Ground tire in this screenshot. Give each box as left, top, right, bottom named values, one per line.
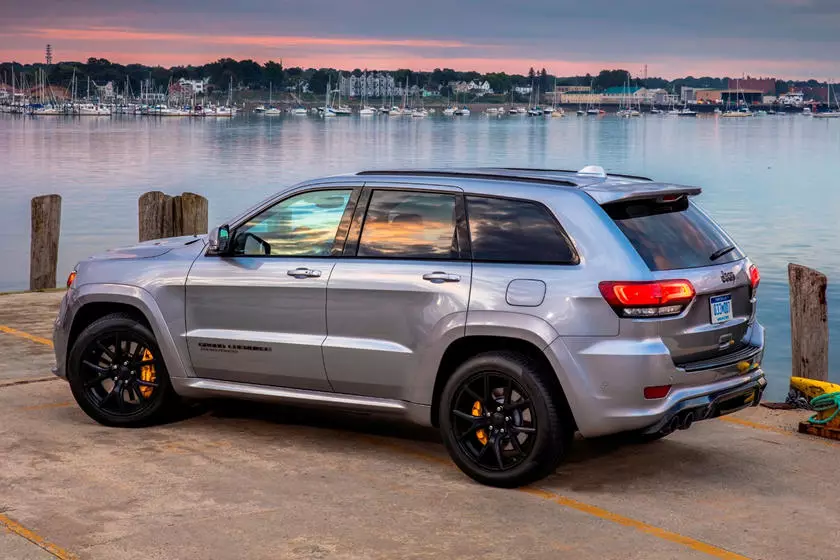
left=67, top=313, right=179, bottom=427
left=438, top=351, right=574, bottom=488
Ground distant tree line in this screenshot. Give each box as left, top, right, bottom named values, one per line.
left=0, top=58, right=830, bottom=97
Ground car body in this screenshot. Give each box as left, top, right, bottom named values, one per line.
left=53, top=166, right=766, bottom=487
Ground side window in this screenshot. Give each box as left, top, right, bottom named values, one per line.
left=466, top=196, right=578, bottom=264
left=357, top=190, right=459, bottom=259
left=233, top=189, right=352, bottom=256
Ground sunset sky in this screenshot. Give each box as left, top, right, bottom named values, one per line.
left=3, top=0, right=840, bottom=79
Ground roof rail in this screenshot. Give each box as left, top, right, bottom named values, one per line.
left=356, top=170, right=577, bottom=187
left=500, top=167, right=653, bottom=182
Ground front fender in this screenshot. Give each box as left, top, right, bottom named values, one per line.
left=60, top=283, right=193, bottom=381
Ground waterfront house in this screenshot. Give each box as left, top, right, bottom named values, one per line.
left=177, top=78, right=211, bottom=95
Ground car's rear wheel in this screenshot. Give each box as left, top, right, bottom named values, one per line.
left=439, top=351, right=573, bottom=488
left=67, top=313, right=179, bottom=427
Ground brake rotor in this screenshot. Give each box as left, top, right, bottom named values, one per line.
left=139, top=348, right=156, bottom=398
left=472, top=400, right=488, bottom=445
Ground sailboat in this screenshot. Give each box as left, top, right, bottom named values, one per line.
left=585, top=80, right=600, bottom=114
left=526, top=83, right=541, bottom=116
left=321, top=78, right=336, bottom=117
left=721, top=79, right=751, bottom=117
left=264, top=83, right=281, bottom=115
left=359, top=75, right=376, bottom=115
left=550, top=80, right=565, bottom=118
left=813, top=81, right=840, bottom=118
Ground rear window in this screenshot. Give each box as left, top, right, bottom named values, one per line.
left=466, top=196, right=578, bottom=264
left=603, top=197, right=744, bottom=271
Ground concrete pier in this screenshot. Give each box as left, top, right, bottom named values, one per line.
left=1, top=291, right=837, bottom=560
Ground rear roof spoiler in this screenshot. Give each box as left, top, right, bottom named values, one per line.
left=583, top=182, right=702, bottom=205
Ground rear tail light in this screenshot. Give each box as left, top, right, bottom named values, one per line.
left=599, top=280, right=695, bottom=318
left=749, top=265, right=760, bottom=296
left=644, top=385, right=672, bottom=399
left=66, top=271, right=77, bottom=288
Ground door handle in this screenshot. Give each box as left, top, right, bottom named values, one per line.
left=422, top=271, right=460, bottom=283
left=287, top=267, right=321, bottom=278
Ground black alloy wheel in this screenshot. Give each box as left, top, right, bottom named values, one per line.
left=68, top=313, right=178, bottom=427
left=439, top=351, right=573, bottom=488
left=79, top=331, right=159, bottom=416
left=450, top=371, right=537, bottom=472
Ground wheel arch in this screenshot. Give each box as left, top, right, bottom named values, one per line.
left=430, top=334, right=577, bottom=431
left=68, top=302, right=151, bottom=354
left=66, top=285, right=192, bottom=380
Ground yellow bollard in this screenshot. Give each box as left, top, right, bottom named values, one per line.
left=790, top=377, right=840, bottom=440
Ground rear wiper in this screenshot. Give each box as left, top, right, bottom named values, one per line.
left=710, top=245, right=736, bottom=261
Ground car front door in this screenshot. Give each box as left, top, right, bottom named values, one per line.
left=185, top=186, right=360, bottom=391
left=324, top=185, right=472, bottom=400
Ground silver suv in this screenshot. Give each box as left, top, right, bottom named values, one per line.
left=53, top=166, right=766, bottom=487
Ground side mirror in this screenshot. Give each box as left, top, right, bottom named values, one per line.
left=207, top=224, right=231, bottom=255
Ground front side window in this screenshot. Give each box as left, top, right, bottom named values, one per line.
left=466, top=196, right=578, bottom=264
left=357, top=190, right=459, bottom=259
left=233, top=189, right=352, bottom=256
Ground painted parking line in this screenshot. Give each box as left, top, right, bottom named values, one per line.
left=364, top=436, right=750, bottom=559
left=19, top=401, right=74, bottom=411
left=0, top=325, right=54, bottom=347
left=0, top=513, right=78, bottom=560
left=521, top=487, right=749, bottom=560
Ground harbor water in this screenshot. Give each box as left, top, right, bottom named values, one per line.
left=1, top=113, right=838, bottom=399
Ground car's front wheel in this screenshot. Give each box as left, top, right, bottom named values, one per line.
left=67, top=313, right=179, bottom=427
left=439, top=351, right=573, bottom=488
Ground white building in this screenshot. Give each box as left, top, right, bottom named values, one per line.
left=95, top=81, right=115, bottom=101
left=450, top=80, right=493, bottom=96
left=778, top=91, right=804, bottom=106
left=177, top=77, right=210, bottom=94
left=513, top=86, right=532, bottom=95
left=339, top=72, right=397, bottom=98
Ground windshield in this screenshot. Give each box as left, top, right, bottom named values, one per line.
left=604, top=198, right=744, bottom=271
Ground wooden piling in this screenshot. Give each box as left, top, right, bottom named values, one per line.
left=29, top=194, right=62, bottom=291
left=138, top=191, right=173, bottom=242
left=172, top=192, right=209, bottom=237
left=138, top=191, right=208, bottom=241
left=788, top=263, right=829, bottom=381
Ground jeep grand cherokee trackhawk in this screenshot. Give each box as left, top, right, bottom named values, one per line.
left=54, top=166, right=766, bottom=487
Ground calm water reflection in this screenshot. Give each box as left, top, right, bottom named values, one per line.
left=2, top=113, right=838, bottom=398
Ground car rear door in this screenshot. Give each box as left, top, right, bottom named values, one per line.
left=185, top=185, right=360, bottom=391
left=603, top=195, right=758, bottom=367
left=323, top=184, right=472, bottom=400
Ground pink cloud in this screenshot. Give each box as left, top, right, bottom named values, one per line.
left=23, top=27, right=472, bottom=49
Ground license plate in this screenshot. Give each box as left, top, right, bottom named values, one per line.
left=710, top=294, right=733, bottom=324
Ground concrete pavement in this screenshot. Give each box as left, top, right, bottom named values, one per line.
left=1, top=291, right=838, bottom=560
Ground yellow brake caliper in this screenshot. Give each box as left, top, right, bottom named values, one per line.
left=472, top=401, right=488, bottom=445
left=139, top=348, right=156, bottom=398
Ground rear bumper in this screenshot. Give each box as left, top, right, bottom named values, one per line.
left=547, top=321, right=767, bottom=437
left=638, top=371, right=766, bottom=435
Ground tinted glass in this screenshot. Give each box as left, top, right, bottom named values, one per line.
left=466, top=196, right=577, bottom=263
left=358, top=191, right=458, bottom=259
left=604, top=198, right=744, bottom=271
left=234, top=189, right=352, bottom=256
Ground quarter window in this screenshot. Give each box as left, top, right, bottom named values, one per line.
left=233, top=189, right=352, bottom=256
left=357, top=190, right=459, bottom=259
left=466, top=196, right=577, bottom=264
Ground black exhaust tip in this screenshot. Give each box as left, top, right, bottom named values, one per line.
left=680, top=411, right=695, bottom=430
left=667, top=415, right=681, bottom=434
